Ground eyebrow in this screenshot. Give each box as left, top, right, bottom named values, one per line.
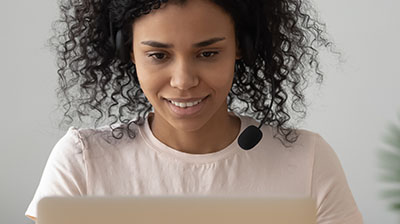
left=140, top=37, right=226, bottom=48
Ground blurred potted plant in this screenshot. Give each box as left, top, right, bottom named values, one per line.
left=379, top=113, right=400, bottom=212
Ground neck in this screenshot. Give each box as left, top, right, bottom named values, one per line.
left=149, top=110, right=240, bottom=154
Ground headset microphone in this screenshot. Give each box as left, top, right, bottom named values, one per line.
left=237, top=88, right=274, bottom=150
left=236, top=33, right=275, bottom=150
left=235, top=28, right=276, bottom=150
left=238, top=125, right=263, bottom=150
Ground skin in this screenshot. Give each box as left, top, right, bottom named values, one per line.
left=131, top=0, right=242, bottom=154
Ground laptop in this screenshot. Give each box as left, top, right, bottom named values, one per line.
left=37, top=196, right=316, bottom=224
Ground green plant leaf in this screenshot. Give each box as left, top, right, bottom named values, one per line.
left=391, top=203, right=400, bottom=210
left=379, top=150, right=400, bottom=161
left=380, top=189, right=400, bottom=199
left=379, top=175, right=400, bottom=183
left=378, top=112, right=400, bottom=212
left=383, top=123, right=400, bottom=149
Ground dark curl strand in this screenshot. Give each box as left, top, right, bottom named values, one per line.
left=52, top=0, right=333, bottom=145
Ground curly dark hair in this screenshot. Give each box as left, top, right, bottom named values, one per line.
left=52, top=0, right=332, bottom=145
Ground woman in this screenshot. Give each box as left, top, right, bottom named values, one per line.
left=26, top=0, right=363, bottom=223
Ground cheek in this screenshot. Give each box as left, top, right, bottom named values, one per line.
left=136, top=67, right=166, bottom=100
left=134, top=56, right=168, bottom=89
left=133, top=49, right=161, bottom=92
left=204, top=62, right=235, bottom=93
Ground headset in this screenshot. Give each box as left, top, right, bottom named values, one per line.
left=109, top=19, right=275, bottom=150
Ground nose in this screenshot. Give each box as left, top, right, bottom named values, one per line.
left=169, top=58, right=199, bottom=90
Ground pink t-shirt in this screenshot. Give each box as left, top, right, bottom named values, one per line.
left=26, top=115, right=363, bottom=223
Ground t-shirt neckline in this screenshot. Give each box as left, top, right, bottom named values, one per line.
left=139, top=113, right=246, bottom=164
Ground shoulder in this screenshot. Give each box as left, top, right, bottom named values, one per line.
left=236, top=116, right=324, bottom=165
left=65, top=122, right=142, bottom=158
left=240, top=115, right=320, bottom=141
left=48, top=127, right=84, bottom=161
left=240, top=116, right=340, bottom=171
left=240, top=115, right=322, bottom=153
left=50, top=121, right=142, bottom=158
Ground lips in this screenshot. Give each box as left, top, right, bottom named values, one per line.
left=168, top=98, right=204, bottom=108
left=164, top=95, right=209, bottom=116
left=165, top=96, right=207, bottom=102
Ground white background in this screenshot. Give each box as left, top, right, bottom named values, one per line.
left=0, top=0, right=399, bottom=223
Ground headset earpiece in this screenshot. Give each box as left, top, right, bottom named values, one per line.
left=241, top=33, right=257, bottom=67
left=109, top=13, right=116, bottom=51
left=109, top=12, right=130, bottom=63
left=115, top=29, right=130, bottom=63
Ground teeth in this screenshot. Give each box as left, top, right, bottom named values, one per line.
left=169, top=99, right=203, bottom=108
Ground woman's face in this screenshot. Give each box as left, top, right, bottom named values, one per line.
left=131, top=0, right=240, bottom=132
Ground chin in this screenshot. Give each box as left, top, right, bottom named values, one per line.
left=168, top=117, right=210, bottom=133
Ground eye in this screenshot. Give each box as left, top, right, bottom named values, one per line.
left=148, top=53, right=167, bottom=61
left=200, top=51, right=219, bottom=58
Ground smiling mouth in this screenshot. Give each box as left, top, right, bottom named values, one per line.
left=165, top=95, right=209, bottom=108
left=168, top=98, right=204, bottom=108
left=164, top=95, right=209, bottom=113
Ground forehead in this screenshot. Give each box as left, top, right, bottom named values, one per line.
left=132, top=0, right=235, bottom=43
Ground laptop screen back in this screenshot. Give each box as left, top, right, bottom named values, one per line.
left=37, top=196, right=316, bottom=224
